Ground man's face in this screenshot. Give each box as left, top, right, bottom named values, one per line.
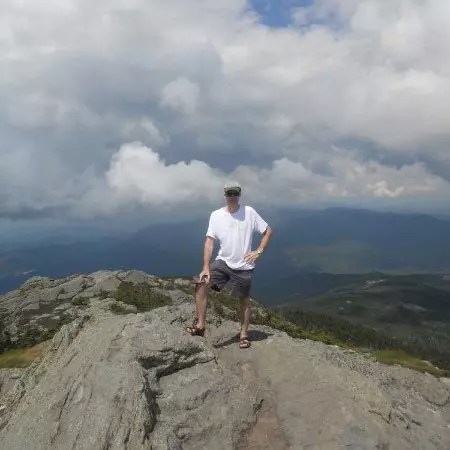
left=224, top=188, right=241, bottom=204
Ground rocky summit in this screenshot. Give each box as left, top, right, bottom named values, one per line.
left=0, top=270, right=450, bottom=449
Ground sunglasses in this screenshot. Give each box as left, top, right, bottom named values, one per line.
left=225, top=190, right=241, bottom=197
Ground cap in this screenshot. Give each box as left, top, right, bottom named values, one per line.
left=224, top=181, right=241, bottom=191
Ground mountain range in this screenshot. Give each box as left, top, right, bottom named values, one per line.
left=2, top=207, right=450, bottom=295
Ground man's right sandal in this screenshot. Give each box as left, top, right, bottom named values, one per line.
left=239, top=337, right=251, bottom=349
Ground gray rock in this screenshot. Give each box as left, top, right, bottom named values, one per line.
left=0, top=270, right=163, bottom=348
left=117, top=270, right=159, bottom=286
left=163, top=289, right=191, bottom=307
left=0, top=370, right=24, bottom=397
left=209, top=321, right=450, bottom=450
left=59, top=271, right=120, bottom=299
left=173, top=278, right=191, bottom=287
left=57, top=276, right=94, bottom=300
left=21, top=276, right=52, bottom=289
left=0, top=307, right=260, bottom=450
left=54, top=303, right=71, bottom=312
left=1, top=271, right=450, bottom=449
left=80, top=276, right=120, bottom=297
left=34, top=313, right=53, bottom=320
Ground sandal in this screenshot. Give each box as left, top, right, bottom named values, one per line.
left=186, top=326, right=205, bottom=336
left=239, top=337, right=251, bottom=349
left=186, top=319, right=205, bottom=337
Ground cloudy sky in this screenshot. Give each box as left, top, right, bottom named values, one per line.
left=1, top=0, right=450, bottom=222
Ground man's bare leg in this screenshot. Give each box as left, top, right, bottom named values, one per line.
left=195, top=283, right=209, bottom=329
left=187, top=282, right=209, bottom=335
left=239, top=297, right=252, bottom=347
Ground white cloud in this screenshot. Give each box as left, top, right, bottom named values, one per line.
left=121, top=118, right=169, bottom=147
left=1, top=0, right=450, bottom=219
left=160, top=78, right=200, bottom=115
left=105, top=142, right=224, bottom=207
left=75, top=142, right=446, bottom=216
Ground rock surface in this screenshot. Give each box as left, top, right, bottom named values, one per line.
left=0, top=271, right=449, bottom=449
left=0, top=369, right=23, bottom=398
left=0, top=270, right=161, bottom=347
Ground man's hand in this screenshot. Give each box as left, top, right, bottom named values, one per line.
left=244, top=251, right=261, bottom=264
left=199, top=268, right=210, bottom=283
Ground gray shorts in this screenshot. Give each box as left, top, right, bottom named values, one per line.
left=209, top=259, right=254, bottom=300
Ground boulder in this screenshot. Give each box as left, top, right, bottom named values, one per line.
left=0, top=307, right=260, bottom=449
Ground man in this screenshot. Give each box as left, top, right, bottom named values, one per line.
left=186, top=181, right=273, bottom=349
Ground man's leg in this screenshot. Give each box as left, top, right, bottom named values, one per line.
left=230, top=268, right=254, bottom=348
left=187, top=260, right=229, bottom=335
left=194, top=282, right=209, bottom=330
left=239, top=296, right=252, bottom=339
left=186, top=282, right=209, bottom=335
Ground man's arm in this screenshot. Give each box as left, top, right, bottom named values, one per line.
left=244, top=225, right=273, bottom=264
left=257, top=226, right=273, bottom=254
left=252, top=207, right=273, bottom=254
left=244, top=204, right=274, bottom=264
left=202, top=212, right=216, bottom=272
left=203, top=236, right=215, bottom=270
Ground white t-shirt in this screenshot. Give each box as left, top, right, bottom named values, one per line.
left=206, top=205, right=268, bottom=270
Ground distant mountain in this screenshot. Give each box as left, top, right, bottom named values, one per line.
left=267, top=207, right=450, bottom=273
left=0, top=219, right=208, bottom=294
left=3, top=207, right=450, bottom=294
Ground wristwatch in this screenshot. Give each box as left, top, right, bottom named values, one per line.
left=256, top=248, right=263, bottom=255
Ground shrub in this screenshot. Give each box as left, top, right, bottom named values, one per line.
left=110, top=303, right=132, bottom=315
left=113, top=282, right=171, bottom=312
left=375, top=349, right=450, bottom=377
left=0, top=315, right=74, bottom=355
left=72, top=296, right=90, bottom=307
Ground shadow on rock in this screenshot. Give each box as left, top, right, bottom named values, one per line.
left=213, top=330, right=272, bottom=349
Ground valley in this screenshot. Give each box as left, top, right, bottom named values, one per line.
left=271, top=272, right=450, bottom=372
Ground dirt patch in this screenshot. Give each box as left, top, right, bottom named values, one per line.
left=237, top=406, right=289, bottom=450
left=233, top=361, right=290, bottom=450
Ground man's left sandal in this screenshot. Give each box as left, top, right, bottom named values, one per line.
left=186, top=325, right=205, bottom=337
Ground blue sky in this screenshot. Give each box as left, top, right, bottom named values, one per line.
left=249, top=0, right=313, bottom=27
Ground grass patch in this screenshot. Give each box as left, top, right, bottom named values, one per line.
left=72, top=296, right=90, bottom=307
left=253, top=310, right=347, bottom=347
left=114, top=281, right=172, bottom=312
left=110, top=303, right=132, bottom=315
left=375, top=349, right=450, bottom=377
left=99, top=289, right=109, bottom=299
left=0, top=341, right=51, bottom=368
left=208, top=290, right=240, bottom=321
left=1, top=315, right=74, bottom=355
